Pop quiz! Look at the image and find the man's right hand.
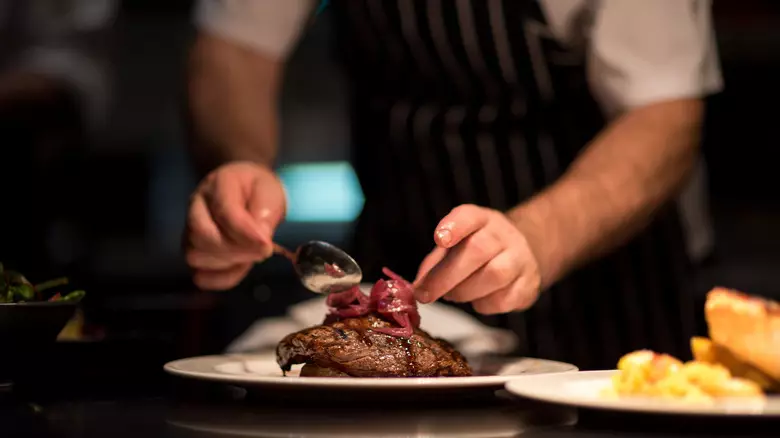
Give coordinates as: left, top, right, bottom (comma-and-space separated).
184, 162, 286, 290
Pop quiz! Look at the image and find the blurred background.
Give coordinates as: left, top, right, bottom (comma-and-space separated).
1, 0, 779, 392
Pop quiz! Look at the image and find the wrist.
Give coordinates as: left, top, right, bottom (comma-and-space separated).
194, 144, 274, 179
508, 191, 570, 291
224, 159, 275, 172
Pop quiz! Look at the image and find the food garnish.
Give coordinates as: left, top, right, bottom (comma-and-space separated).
324, 262, 345, 278
325, 267, 420, 337
276, 267, 472, 377
0, 263, 86, 304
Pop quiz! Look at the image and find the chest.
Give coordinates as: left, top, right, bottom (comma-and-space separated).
327, 0, 581, 105
324, 0, 603, 153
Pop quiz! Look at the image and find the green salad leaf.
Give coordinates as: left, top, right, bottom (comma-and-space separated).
0, 263, 86, 304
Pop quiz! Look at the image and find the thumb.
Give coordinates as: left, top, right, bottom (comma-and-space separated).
247, 174, 287, 246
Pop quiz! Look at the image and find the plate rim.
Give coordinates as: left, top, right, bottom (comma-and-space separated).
504, 370, 780, 417
163, 354, 578, 388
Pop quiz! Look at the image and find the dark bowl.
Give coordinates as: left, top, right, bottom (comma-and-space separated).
0, 301, 78, 383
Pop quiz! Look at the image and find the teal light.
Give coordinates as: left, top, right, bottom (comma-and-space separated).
278, 161, 364, 222
316, 0, 329, 15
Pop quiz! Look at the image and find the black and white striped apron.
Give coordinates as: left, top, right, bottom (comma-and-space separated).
328, 0, 697, 370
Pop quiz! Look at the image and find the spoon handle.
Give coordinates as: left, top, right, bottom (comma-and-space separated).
273, 243, 296, 262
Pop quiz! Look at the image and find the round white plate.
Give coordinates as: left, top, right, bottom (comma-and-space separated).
505, 370, 780, 417
164, 353, 577, 390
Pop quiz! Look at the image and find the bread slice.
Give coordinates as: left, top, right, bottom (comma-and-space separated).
691, 336, 780, 391
705, 287, 780, 381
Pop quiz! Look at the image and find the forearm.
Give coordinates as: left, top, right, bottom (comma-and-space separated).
509, 99, 703, 289
186, 33, 283, 176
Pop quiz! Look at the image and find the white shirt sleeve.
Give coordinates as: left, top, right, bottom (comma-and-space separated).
585, 0, 723, 116
194, 0, 317, 59
195, 0, 723, 116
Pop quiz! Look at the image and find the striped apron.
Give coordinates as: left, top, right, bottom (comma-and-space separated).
328, 0, 697, 370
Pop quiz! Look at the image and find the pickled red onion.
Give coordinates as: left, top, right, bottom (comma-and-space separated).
325, 267, 420, 338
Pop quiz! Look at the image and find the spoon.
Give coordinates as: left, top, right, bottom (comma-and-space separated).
273, 240, 363, 294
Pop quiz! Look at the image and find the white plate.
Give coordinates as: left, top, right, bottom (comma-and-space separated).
504, 370, 780, 417
164, 353, 577, 390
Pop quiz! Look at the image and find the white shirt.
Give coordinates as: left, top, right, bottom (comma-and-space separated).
193, 0, 723, 261
194, 0, 722, 114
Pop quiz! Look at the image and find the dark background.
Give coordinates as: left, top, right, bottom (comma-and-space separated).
1, 0, 779, 375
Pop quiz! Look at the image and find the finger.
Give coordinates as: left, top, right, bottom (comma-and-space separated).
433, 204, 492, 249
472, 278, 540, 315
247, 173, 286, 229
186, 249, 265, 270
416, 229, 504, 303
443, 251, 521, 303
413, 247, 447, 286
193, 263, 253, 291
246, 178, 286, 258
204, 174, 266, 247
187, 194, 224, 251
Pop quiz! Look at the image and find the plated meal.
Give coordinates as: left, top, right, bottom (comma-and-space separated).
0, 263, 85, 303
165, 266, 577, 391
504, 286, 780, 416
276, 267, 473, 377
606, 287, 779, 403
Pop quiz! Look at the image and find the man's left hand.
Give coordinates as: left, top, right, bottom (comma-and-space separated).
414, 204, 542, 315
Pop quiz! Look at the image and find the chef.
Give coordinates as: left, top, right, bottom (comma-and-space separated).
184, 0, 722, 370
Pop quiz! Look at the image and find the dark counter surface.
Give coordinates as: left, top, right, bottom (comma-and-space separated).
3, 375, 777, 438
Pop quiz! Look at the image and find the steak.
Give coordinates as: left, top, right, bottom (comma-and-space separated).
276, 313, 473, 377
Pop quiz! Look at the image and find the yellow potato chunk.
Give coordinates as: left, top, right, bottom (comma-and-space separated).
608, 349, 765, 402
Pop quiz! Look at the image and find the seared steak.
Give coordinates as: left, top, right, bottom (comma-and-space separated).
276, 313, 472, 377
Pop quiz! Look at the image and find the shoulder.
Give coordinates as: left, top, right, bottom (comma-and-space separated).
539, 0, 723, 114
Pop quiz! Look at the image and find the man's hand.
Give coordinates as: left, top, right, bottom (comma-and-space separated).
184, 161, 286, 290
413, 205, 542, 315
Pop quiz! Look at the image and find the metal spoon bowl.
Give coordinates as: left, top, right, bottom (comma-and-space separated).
274, 240, 362, 294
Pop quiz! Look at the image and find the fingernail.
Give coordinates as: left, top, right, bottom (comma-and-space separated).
435, 228, 452, 246
415, 289, 430, 303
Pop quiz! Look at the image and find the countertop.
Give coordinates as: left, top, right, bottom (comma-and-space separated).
2, 377, 777, 438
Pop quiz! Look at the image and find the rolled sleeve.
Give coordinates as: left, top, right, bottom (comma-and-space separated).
194, 0, 316, 59
586, 0, 723, 116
